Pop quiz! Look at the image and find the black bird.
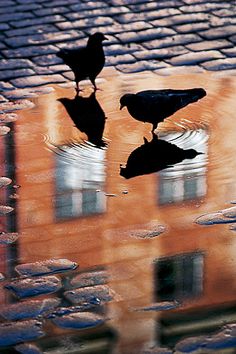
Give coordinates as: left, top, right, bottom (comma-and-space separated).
120, 133, 201, 179
120, 88, 206, 132
57, 32, 107, 94
58, 92, 106, 148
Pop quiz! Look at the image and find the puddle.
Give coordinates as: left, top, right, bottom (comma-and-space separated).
0, 72, 236, 353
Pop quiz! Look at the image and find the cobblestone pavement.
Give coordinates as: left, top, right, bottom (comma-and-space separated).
0, 0, 236, 97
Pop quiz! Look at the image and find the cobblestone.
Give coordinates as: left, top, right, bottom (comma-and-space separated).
0, 0, 235, 91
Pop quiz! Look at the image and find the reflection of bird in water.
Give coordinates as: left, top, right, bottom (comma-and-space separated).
120, 133, 202, 179
56, 32, 107, 94
58, 92, 106, 148
120, 88, 206, 132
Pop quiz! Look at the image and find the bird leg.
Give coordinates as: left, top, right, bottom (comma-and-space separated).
75, 82, 83, 96
91, 78, 102, 92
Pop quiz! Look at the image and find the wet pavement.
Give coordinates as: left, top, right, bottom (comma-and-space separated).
0, 71, 235, 353
0, 0, 236, 96
0, 1, 236, 353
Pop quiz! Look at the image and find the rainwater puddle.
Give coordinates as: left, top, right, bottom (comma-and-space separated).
0, 72, 236, 353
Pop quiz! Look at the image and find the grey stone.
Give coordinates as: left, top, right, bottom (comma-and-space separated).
129, 2, 182, 12
33, 6, 70, 16
0, 59, 33, 70
56, 17, 114, 30
10, 14, 66, 28
180, 3, 231, 13
151, 13, 210, 27
143, 34, 202, 50
5, 24, 58, 38
104, 43, 143, 56
10, 74, 66, 88
32, 54, 63, 66
65, 6, 129, 20
0, 82, 14, 91
167, 50, 225, 66
230, 35, 236, 44
116, 60, 169, 73
115, 8, 180, 23
106, 54, 136, 66
70, 1, 107, 11
0, 69, 35, 81
0, 11, 34, 23
186, 39, 233, 51
133, 46, 189, 60
221, 47, 236, 57
2, 45, 59, 58
201, 57, 236, 71
0, 23, 10, 30
118, 28, 176, 44
174, 22, 209, 33
0, 4, 42, 14
96, 21, 153, 35
199, 25, 236, 40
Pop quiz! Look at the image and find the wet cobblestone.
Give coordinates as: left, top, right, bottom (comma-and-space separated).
0, 0, 235, 92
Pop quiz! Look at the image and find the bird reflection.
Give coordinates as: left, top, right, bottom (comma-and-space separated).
58, 92, 106, 148
120, 133, 202, 179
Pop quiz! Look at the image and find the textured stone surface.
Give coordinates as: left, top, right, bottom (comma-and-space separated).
0, 0, 235, 92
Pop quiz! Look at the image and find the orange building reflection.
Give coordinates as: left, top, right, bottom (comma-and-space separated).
1, 73, 236, 353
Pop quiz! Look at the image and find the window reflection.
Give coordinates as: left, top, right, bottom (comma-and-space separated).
158, 129, 208, 205
155, 252, 204, 302
54, 144, 106, 220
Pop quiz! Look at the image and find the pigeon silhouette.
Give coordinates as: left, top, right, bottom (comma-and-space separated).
58, 92, 106, 148
120, 133, 201, 179
57, 32, 107, 94
120, 88, 206, 132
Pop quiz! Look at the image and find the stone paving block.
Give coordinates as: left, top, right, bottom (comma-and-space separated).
4, 24, 59, 38
174, 22, 209, 33
0, 24, 10, 31
10, 74, 66, 88
33, 64, 70, 75
229, 35, 236, 44
0, 11, 34, 23
213, 8, 236, 18
104, 43, 143, 56
69, 1, 108, 11
106, 54, 136, 66
166, 50, 225, 66
56, 17, 115, 30
0, 3, 42, 14
0, 59, 33, 70
115, 8, 181, 24
43, 0, 83, 7
156, 65, 205, 76
9, 15, 66, 29
0, 0, 15, 6
129, 1, 182, 12
32, 54, 63, 66
151, 13, 210, 27
210, 15, 236, 27
0, 68, 36, 81
199, 25, 236, 40
4, 30, 84, 49
133, 46, 189, 61
96, 21, 153, 35
2, 45, 59, 59
118, 28, 176, 44
33, 6, 70, 17
201, 57, 236, 71
65, 6, 129, 20
0, 82, 15, 91
143, 34, 202, 50
221, 47, 236, 58
116, 60, 169, 73
180, 3, 231, 13
186, 39, 233, 52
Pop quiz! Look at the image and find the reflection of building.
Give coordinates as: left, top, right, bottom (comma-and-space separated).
1, 74, 236, 353
55, 144, 106, 220
158, 129, 208, 205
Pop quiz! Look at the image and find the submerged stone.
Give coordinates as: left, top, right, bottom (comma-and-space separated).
15, 343, 43, 354
52, 311, 104, 330
15, 258, 78, 276
0, 205, 14, 215
0, 100, 35, 113
64, 285, 113, 305
133, 301, 180, 312
0, 113, 18, 122
0, 298, 60, 321
0, 232, 19, 244
0, 126, 10, 135
5, 276, 62, 298
195, 211, 236, 225
0, 320, 44, 347
221, 206, 236, 218
0, 177, 12, 187
174, 335, 206, 352
70, 270, 108, 288
46, 303, 100, 319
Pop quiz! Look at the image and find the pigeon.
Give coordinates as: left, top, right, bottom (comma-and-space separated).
58, 92, 106, 147
120, 133, 201, 179
57, 32, 107, 94
120, 88, 206, 132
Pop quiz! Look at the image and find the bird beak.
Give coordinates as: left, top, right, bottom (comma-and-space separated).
120, 104, 124, 110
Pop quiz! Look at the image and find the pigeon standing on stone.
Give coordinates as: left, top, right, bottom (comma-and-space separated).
57, 32, 107, 94
120, 88, 206, 132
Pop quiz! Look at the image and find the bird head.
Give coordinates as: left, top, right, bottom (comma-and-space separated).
119, 94, 134, 110
88, 32, 108, 44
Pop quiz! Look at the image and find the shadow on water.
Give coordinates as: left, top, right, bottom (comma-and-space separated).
120, 133, 202, 179
58, 92, 107, 148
